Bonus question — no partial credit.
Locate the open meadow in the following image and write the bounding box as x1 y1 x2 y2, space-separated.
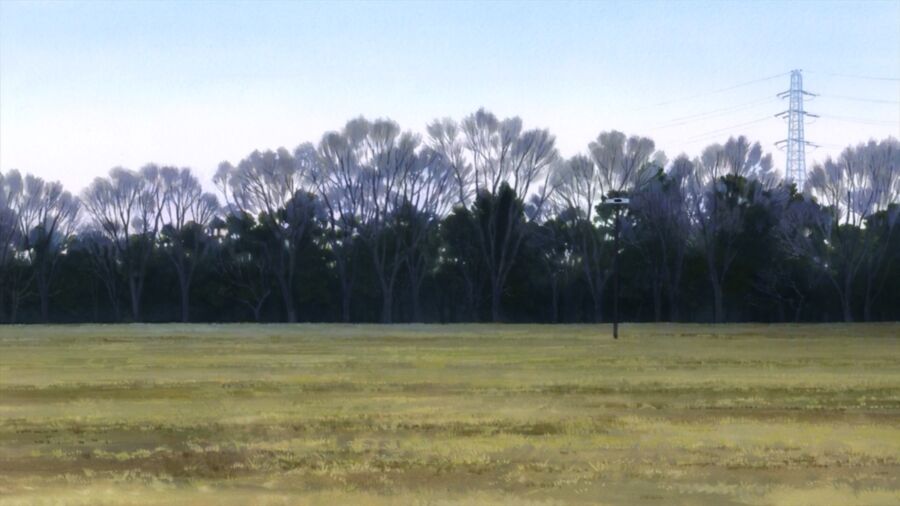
0 323 898 505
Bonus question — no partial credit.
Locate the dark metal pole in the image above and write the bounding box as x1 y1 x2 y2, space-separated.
612 207 620 339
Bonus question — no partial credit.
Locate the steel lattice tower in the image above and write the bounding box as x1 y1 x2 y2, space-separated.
776 70 817 188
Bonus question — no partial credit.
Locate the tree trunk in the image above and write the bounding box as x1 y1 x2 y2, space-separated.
863 273 876 322
667 258 684 322
381 290 393 323
461 269 477 322
106 279 120 322
593 291 603 323
179 277 191 323
335 255 354 323
842 275 854 322
376 267 396 324
9 292 19 324
841 296 854 323
91 280 99 322
667 287 679 322
408 261 424 322
0 288 5 323
129 275 141 322
277 277 297 323
550 276 559 323
409 277 423 323
341 292 351 322
38 275 50 323
793 298 804 323
340 277 352 323
592 280 604 323
710 276 724 323
490 279 503 322
652 277 662 323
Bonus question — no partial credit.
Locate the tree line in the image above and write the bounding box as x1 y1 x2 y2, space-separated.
1 109 898 324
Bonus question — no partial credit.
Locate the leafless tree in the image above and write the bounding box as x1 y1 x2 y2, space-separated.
686 136 775 322
74 228 121 321
0 170 27 322
551 131 660 321
356 118 420 322
216 146 319 323
757 190 818 322
159 167 219 322
82 166 167 321
314 118 451 322
806 138 900 321
314 123 368 322
211 215 273 322
11 173 80 321
629 155 690 321
320 119 456 323
0 171 80 322
428 108 559 321
400 147 455 321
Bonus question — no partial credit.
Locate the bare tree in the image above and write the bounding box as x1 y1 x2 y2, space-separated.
759 188 819 322
551 131 659 321
159 167 219 322
528 216 574 323
428 109 558 321
216 146 319 323
313 123 369 322
1 171 82 321
82 166 166 321
0 170 27 322
212 214 274 322
589 131 660 198
399 147 455 321
686 136 775 322
74 228 121 321
806 138 900 321
315 118 451 323
629 155 690 321
354 118 421 323
14 174 80 321
323 118 457 323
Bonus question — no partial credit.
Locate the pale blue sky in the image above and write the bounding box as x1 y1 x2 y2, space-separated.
1 0 898 192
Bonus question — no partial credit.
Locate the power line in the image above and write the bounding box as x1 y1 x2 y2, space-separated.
679 116 773 144
634 68 897 153
818 114 900 126
650 72 789 108
814 143 847 150
806 70 900 82
650 97 779 130
819 94 900 105
615 72 789 113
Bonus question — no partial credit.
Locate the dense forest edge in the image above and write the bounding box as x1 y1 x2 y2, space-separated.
1 109 898 324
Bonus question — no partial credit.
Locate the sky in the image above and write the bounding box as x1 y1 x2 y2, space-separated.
1 0 898 193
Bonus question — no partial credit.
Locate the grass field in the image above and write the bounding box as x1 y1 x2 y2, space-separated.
0 323 898 505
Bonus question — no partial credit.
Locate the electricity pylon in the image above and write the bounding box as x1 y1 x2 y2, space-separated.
776 70 818 189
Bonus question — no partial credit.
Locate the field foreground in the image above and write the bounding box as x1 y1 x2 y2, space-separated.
0 323 898 505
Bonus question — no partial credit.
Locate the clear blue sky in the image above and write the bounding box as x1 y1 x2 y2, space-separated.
1 0 898 192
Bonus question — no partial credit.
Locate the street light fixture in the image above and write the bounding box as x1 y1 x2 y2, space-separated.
601 196 629 339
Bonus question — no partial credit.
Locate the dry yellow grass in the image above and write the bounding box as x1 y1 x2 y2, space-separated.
0 323 898 505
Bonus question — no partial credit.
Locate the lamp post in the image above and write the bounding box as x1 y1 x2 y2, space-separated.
602 197 629 339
